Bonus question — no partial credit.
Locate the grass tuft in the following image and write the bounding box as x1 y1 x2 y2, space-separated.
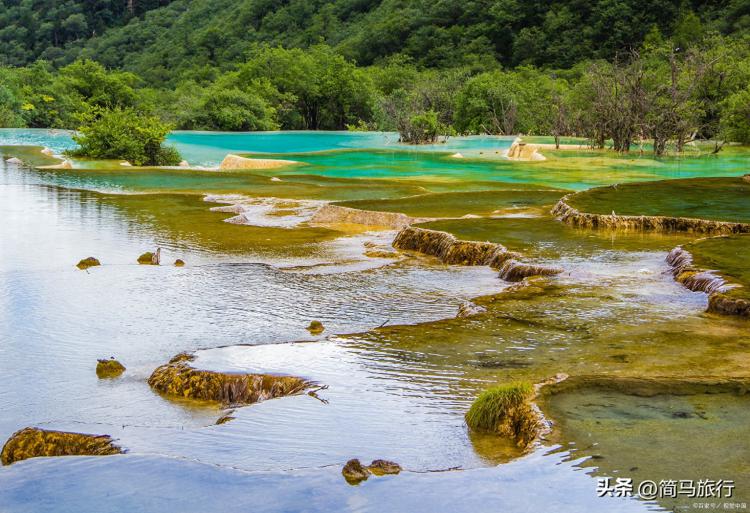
465 382 539 447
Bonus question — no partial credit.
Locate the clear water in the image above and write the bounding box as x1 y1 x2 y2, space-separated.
0 130 749 512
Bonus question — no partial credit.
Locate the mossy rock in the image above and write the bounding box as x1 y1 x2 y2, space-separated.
216 413 236 425
1 427 122 465
307 320 325 334
465 382 540 448
76 257 101 270
342 458 371 485
368 459 402 476
137 252 157 265
148 353 309 405
96 358 126 379
174 259 185 267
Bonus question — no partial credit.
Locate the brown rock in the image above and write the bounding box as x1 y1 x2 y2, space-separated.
1 427 122 465
342 458 371 484
96 358 126 378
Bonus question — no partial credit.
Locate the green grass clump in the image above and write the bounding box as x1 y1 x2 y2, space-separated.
465 382 539 447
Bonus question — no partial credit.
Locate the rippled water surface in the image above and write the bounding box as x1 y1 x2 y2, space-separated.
1 131 749 513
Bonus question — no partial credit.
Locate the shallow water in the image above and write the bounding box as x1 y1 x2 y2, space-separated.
1 131 749 512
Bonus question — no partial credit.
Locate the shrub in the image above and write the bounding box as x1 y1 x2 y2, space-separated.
69 108 181 166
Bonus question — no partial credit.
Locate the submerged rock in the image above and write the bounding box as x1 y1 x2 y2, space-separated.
96 358 126 378
342 459 371 484
311 204 413 229
174 259 185 267
137 248 161 265
1 427 122 465
76 257 100 270
457 301 487 318
148 353 308 405
392 226 515 267
368 459 402 476
498 259 563 282
307 320 325 335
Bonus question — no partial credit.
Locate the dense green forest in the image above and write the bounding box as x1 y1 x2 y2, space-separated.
1 0 750 154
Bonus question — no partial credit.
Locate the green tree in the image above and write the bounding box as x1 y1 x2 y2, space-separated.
70 108 181 166
721 86 750 144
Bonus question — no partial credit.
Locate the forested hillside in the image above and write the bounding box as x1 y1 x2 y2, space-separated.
0 0 174 66
1 0 750 151
2 0 749 77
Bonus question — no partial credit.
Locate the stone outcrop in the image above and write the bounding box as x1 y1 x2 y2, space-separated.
219 154 298 170
1 427 122 465
174 259 185 267
505 141 545 161
96 358 126 378
148 353 309 406
553 196 750 234
311 204 413 229
5 157 23 164
498 259 563 282
666 246 749 318
76 257 100 270
743 174 750 184
392 226 516 267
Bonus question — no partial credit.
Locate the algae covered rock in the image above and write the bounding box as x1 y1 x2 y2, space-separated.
498 259 563 282
216 413 236 425
76 257 101 270
96 358 126 378
465 382 540 448
392 226 515 267
341 458 402 484
148 353 308 406
174 259 185 267
137 248 160 265
368 459 402 476
1 427 122 465
457 301 487 318
307 320 325 335
342 459 371 484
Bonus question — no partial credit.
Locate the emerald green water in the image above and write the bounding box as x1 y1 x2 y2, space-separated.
335 189 564 218
567 177 750 223
1 130 750 513
543 388 750 511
